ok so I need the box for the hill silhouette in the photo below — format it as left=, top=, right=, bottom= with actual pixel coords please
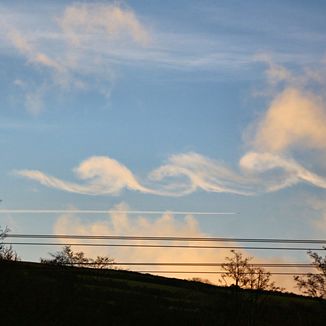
left=1, top=260, right=325, bottom=325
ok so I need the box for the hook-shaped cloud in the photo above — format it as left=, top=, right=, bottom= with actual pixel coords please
left=15, top=151, right=326, bottom=197
left=16, top=156, right=151, bottom=196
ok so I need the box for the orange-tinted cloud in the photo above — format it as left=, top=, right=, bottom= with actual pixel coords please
left=252, top=88, right=326, bottom=153
left=58, top=3, right=150, bottom=46
left=52, top=203, right=299, bottom=292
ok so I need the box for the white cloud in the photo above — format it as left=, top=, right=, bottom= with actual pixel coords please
left=248, top=56, right=326, bottom=154
left=15, top=150, right=326, bottom=196
left=5, top=28, right=65, bottom=114
left=5, top=2, right=319, bottom=116
left=149, top=152, right=252, bottom=196
left=239, top=60, right=326, bottom=192
left=1, top=3, right=151, bottom=114
left=0, top=0, right=280, bottom=117
left=33, top=53, right=62, bottom=71
left=15, top=152, right=255, bottom=196
left=58, top=3, right=150, bottom=47
left=240, top=152, right=326, bottom=192
left=16, top=156, right=151, bottom=195
left=7, top=29, right=33, bottom=55
left=7, top=29, right=62, bottom=72
left=251, top=88, right=326, bottom=153
left=5, top=31, right=326, bottom=195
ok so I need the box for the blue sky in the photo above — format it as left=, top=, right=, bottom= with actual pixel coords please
left=1, top=1, right=326, bottom=290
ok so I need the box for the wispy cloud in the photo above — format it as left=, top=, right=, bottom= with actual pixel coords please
left=240, top=152, right=326, bottom=192
left=58, top=3, right=150, bottom=47
left=16, top=156, right=151, bottom=196
left=15, top=153, right=251, bottom=196
left=15, top=149, right=326, bottom=196
left=8, top=29, right=62, bottom=70
left=149, top=152, right=251, bottom=196
left=14, top=59, right=326, bottom=195
left=3, top=2, right=321, bottom=114
left=1, top=2, right=255, bottom=74
left=1, top=3, right=151, bottom=114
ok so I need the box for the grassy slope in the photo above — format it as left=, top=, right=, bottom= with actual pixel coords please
left=0, top=260, right=325, bottom=325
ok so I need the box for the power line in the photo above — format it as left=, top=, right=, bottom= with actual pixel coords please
left=63, top=262, right=315, bottom=267
left=137, top=271, right=320, bottom=276
left=4, top=242, right=326, bottom=251
left=6, top=234, right=326, bottom=244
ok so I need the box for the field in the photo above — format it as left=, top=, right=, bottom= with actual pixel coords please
left=1, top=260, right=325, bottom=325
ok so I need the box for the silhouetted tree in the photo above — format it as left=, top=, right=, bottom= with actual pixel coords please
left=91, top=255, right=115, bottom=269
left=189, top=277, right=212, bottom=285
left=0, top=226, right=19, bottom=261
left=41, top=245, right=114, bottom=268
left=294, top=249, right=326, bottom=298
left=219, top=250, right=281, bottom=291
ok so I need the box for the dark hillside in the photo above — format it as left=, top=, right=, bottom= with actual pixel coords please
left=0, top=260, right=325, bottom=325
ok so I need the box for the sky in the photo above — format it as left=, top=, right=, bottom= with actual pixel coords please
left=1, top=0, right=326, bottom=291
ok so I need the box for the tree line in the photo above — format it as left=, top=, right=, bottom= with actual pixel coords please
left=1, top=225, right=325, bottom=298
